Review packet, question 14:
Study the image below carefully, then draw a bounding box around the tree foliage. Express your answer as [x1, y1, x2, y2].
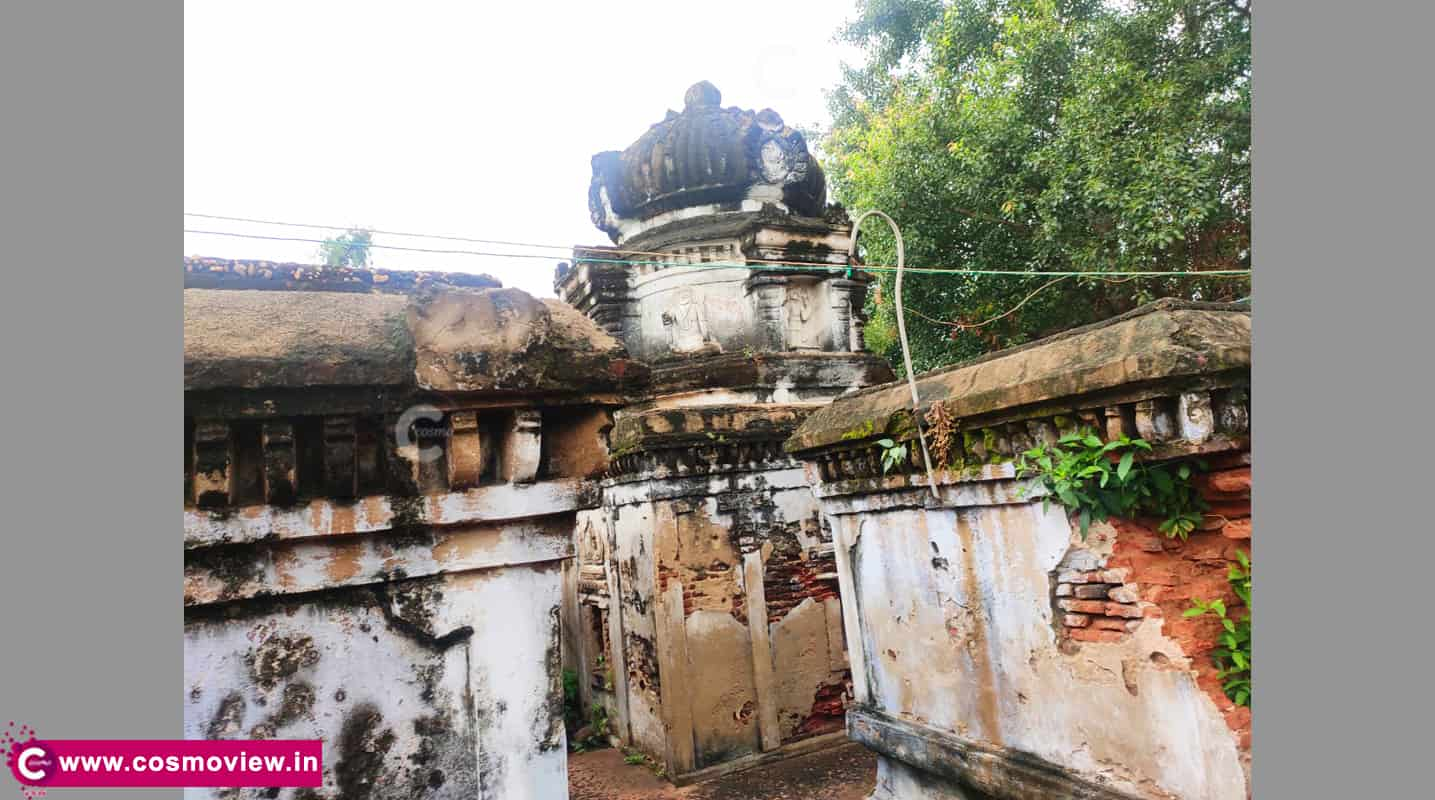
[826, 0, 1251, 372]
[317, 228, 374, 268]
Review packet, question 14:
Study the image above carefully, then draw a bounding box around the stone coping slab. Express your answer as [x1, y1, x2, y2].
[786, 300, 1250, 454]
[184, 282, 648, 394]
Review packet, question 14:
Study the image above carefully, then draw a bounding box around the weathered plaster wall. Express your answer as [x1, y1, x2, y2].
[597, 466, 853, 778]
[831, 491, 1245, 799]
[786, 302, 1252, 800]
[448, 564, 569, 799]
[183, 491, 577, 800]
[607, 500, 667, 758]
[184, 581, 478, 800]
[184, 564, 567, 800]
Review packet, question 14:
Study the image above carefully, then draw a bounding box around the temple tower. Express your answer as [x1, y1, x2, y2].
[556, 82, 894, 781]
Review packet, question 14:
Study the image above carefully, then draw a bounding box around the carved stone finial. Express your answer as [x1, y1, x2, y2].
[684, 80, 721, 109]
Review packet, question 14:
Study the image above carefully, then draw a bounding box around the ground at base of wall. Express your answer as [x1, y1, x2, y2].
[570, 743, 876, 800]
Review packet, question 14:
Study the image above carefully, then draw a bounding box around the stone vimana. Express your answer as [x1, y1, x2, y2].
[184, 83, 1252, 800]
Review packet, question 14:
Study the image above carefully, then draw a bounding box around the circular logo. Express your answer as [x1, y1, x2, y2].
[12, 741, 56, 785]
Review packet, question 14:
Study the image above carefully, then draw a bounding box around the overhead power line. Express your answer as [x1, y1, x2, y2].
[185, 212, 576, 254]
[183, 227, 1253, 280]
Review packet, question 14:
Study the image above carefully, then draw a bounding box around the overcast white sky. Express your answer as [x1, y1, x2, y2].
[184, 1, 865, 297]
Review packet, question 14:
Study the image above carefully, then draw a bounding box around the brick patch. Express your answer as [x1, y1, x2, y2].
[1103, 460, 1253, 750]
[1054, 577, 1144, 641]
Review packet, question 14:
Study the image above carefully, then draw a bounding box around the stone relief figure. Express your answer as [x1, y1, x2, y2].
[661, 287, 713, 353]
[784, 284, 823, 350]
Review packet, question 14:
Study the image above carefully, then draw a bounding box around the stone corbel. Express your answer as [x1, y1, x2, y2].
[192, 419, 232, 508]
[500, 410, 543, 484]
[322, 417, 357, 499]
[1214, 387, 1250, 434]
[1104, 405, 1136, 441]
[447, 410, 483, 490]
[1027, 418, 1060, 448]
[260, 421, 297, 505]
[1177, 391, 1215, 443]
[1133, 399, 1177, 443]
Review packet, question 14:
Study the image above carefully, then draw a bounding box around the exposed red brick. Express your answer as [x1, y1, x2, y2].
[763, 544, 839, 625]
[1104, 602, 1143, 618]
[1207, 467, 1251, 496]
[1063, 614, 1091, 628]
[1221, 518, 1251, 539]
[1091, 617, 1128, 632]
[1204, 500, 1252, 521]
[1108, 585, 1139, 604]
[1068, 628, 1125, 644]
[1059, 599, 1107, 614]
[790, 677, 850, 741]
[1182, 539, 1230, 561]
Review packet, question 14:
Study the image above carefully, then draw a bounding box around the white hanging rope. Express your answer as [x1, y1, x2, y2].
[848, 210, 940, 499]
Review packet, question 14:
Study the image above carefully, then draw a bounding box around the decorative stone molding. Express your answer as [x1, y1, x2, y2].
[806, 385, 1251, 489]
[787, 299, 1250, 455]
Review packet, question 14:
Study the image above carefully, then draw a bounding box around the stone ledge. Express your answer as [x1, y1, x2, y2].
[668, 732, 858, 787]
[847, 706, 1146, 800]
[184, 256, 502, 294]
[183, 514, 574, 607]
[786, 301, 1249, 455]
[184, 478, 596, 550]
[646, 351, 894, 397]
[184, 281, 648, 394]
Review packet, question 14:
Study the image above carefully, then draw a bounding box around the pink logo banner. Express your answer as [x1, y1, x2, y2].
[6, 738, 323, 789]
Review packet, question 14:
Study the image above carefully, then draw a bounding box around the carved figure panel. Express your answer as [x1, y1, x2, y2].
[784, 282, 826, 351]
[661, 287, 716, 354]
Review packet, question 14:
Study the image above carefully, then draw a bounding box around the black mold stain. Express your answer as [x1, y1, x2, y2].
[206, 691, 246, 740]
[187, 544, 267, 601]
[250, 681, 316, 739]
[536, 604, 565, 753]
[335, 703, 397, 800]
[247, 633, 321, 690]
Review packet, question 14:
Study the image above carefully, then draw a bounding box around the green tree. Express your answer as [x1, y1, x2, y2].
[826, 0, 1250, 372]
[317, 228, 374, 268]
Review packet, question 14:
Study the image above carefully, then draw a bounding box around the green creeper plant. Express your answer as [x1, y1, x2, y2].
[561, 668, 584, 734]
[1185, 550, 1251, 707]
[1015, 428, 1206, 539]
[876, 438, 909, 474]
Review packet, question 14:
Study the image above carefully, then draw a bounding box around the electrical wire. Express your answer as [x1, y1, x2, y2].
[183, 227, 1254, 279]
[849, 210, 939, 499]
[904, 275, 1071, 331]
